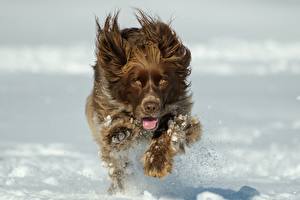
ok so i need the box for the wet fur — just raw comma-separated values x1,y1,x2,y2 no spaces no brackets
86,10,202,193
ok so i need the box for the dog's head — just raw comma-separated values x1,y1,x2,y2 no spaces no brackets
94,11,191,131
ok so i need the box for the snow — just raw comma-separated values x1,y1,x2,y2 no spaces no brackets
1,40,300,76
104,115,113,127
0,41,300,199
197,192,225,200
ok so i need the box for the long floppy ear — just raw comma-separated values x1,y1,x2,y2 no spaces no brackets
95,12,127,83
136,10,191,87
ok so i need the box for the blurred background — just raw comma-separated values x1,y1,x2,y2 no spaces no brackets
1,0,300,74
0,1,300,200
1,0,300,45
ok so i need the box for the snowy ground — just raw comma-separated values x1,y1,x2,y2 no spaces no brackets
0,41,300,200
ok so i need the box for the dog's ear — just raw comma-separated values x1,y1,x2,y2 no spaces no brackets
95,12,127,82
136,10,191,66
136,10,191,86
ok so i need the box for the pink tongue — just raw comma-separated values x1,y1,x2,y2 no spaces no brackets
142,118,158,130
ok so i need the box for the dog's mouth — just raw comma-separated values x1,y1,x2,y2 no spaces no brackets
142,117,159,131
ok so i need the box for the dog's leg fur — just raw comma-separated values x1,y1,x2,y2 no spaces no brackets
100,121,138,194
185,117,202,145
170,115,202,150
86,94,136,193
143,114,202,178
143,131,173,178
88,94,202,186
99,126,134,194
101,147,128,194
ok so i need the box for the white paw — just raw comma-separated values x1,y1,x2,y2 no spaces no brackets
168,115,188,153
170,130,185,153
111,129,131,144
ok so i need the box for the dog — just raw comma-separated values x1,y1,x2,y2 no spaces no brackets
85,10,202,193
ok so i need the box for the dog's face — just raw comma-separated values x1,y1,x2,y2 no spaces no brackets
115,61,179,131
94,11,191,131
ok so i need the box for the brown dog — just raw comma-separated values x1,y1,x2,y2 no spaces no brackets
85,10,202,193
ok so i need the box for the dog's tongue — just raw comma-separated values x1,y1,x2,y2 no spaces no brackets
142,118,158,130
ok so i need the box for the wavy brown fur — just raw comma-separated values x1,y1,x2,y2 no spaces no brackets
86,10,202,194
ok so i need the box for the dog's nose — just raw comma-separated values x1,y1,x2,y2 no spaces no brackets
144,101,159,114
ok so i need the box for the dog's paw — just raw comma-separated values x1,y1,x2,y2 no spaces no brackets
143,150,172,178
167,114,188,153
111,128,131,144
185,117,202,145
167,114,201,152
169,130,185,154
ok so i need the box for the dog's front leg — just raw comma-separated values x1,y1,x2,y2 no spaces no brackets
100,147,128,194
143,114,202,178
104,153,128,194
143,132,174,178
170,114,202,152
100,118,136,194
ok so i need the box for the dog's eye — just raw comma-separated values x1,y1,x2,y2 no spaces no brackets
159,79,168,88
132,79,142,88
